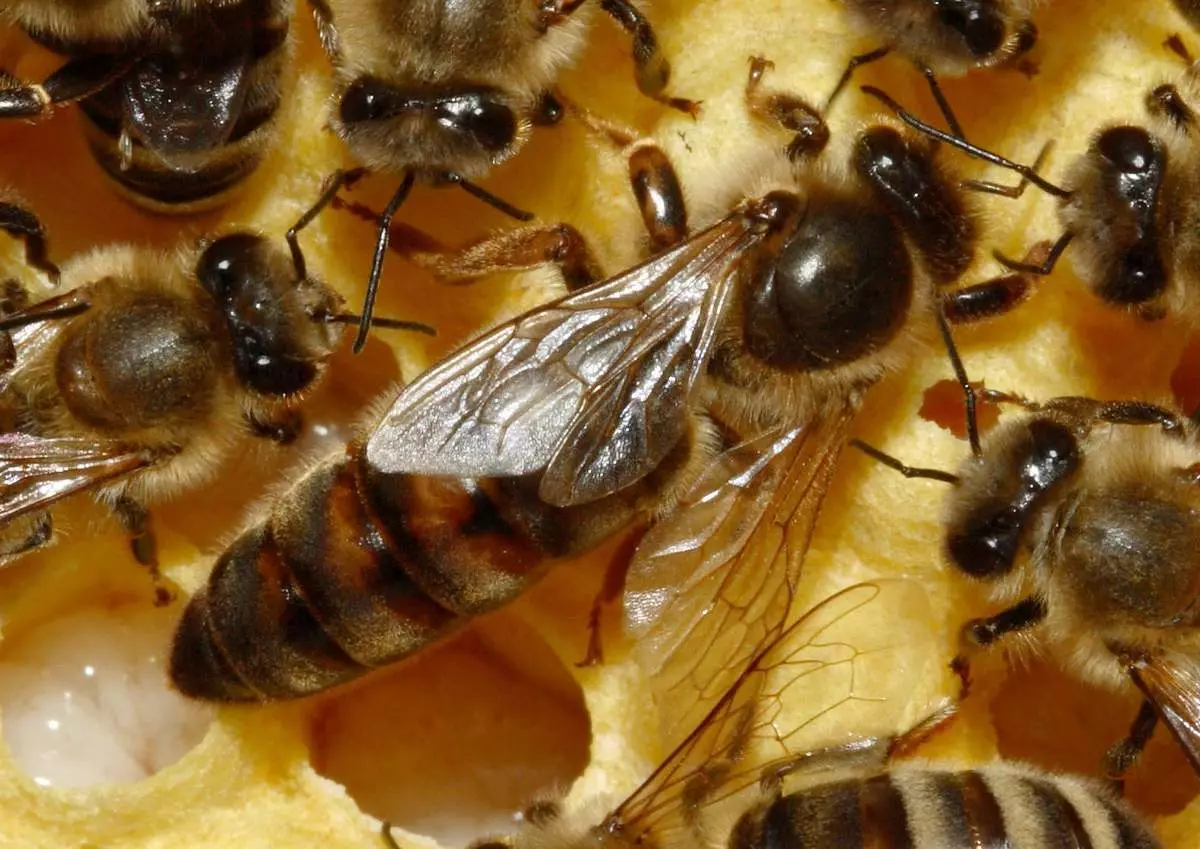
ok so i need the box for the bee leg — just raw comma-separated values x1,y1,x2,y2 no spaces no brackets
952,597,1048,696
351,172,417,354
990,232,1073,277
286,167,370,282
1090,400,1187,436
941,274,1033,324
757,703,959,797
1149,82,1196,131
758,737,894,798
626,139,688,250
1103,699,1159,789
380,822,400,849
848,439,960,485
0,201,59,284
552,92,690,251
860,86,1072,199
596,0,699,115
918,65,967,140
823,46,892,115
0,512,53,560
112,495,172,607
246,407,303,446
577,529,645,667
943,236,1071,327
413,223,603,293
961,140,1056,198
744,56,830,161
333,198,605,293
0,55,131,118
306,0,341,59
940,237,1056,326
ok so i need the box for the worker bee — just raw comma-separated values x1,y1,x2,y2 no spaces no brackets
0,197,430,597
859,61,1200,325
385,581,1160,849
0,0,293,213
826,0,1040,140
293,0,698,351
170,65,1035,757
858,363,1200,782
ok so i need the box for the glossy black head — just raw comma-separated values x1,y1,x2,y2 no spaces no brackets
339,78,518,154
196,234,339,396
933,0,1008,58
855,126,975,283
1088,126,1169,306
947,418,1080,579
742,193,913,371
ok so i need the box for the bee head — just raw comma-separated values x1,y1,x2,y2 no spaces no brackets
196,233,342,397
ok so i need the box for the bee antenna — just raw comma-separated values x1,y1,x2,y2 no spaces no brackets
937,308,981,457
439,172,535,222
381,822,400,849
849,439,960,485
859,85,1072,199
0,299,90,332
312,309,435,337
356,171,417,355
286,167,370,284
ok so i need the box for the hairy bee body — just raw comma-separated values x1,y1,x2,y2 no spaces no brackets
842,0,1038,76
169,113,1008,703
0,231,343,564
460,584,1160,849
732,764,1157,849
322,0,596,177
10,245,247,502
5,0,292,213
944,400,1200,692
171,435,699,699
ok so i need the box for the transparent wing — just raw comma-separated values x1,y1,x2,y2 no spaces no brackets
366,213,762,507
608,580,937,844
0,433,153,524
1130,652,1200,775
623,398,859,754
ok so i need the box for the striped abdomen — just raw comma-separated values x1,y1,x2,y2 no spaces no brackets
61,0,290,213
170,442,656,701
730,765,1159,849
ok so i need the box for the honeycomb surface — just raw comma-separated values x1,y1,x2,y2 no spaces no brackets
0,0,1198,846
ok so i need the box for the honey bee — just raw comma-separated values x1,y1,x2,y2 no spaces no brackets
826,0,1039,140
859,370,1200,782
170,65,1035,749
292,0,698,351
386,581,1160,849
0,198,430,596
0,0,293,213
859,64,1200,324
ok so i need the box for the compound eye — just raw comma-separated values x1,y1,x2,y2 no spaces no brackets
939,4,1006,57
340,77,403,124
1103,240,1168,305
947,510,1022,578
1096,126,1158,175
197,234,264,302
236,341,319,396
434,95,517,152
